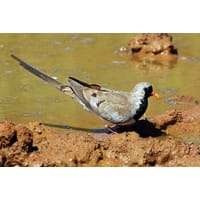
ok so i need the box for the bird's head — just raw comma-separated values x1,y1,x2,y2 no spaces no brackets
132,82,160,99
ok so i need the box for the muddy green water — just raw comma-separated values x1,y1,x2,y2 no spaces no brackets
0,34,200,129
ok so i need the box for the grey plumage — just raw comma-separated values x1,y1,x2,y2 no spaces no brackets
11,54,158,126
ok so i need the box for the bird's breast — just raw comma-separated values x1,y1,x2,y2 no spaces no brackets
132,99,148,120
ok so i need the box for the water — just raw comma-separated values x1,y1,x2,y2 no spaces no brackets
0,33,200,129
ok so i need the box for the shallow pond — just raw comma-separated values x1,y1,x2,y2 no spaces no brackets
0,33,200,129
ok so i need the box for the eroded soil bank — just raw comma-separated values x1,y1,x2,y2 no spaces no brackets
1,96,200,167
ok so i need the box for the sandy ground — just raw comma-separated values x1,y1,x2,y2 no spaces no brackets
0,95,200,167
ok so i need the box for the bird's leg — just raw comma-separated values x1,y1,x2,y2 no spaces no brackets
104,124,118,134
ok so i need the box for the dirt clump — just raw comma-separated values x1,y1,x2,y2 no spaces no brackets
128,33,178,56
0,121,34,166
152,109,183,129
151,105,200,135
120,33,178,66
166,106,200,136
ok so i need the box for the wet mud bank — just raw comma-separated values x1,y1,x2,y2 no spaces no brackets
1,101,200,167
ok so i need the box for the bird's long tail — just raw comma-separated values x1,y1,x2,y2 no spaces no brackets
11,54,72,94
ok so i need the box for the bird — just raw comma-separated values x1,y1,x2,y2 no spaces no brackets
11,54,159,133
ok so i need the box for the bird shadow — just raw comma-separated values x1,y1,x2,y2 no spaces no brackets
42,119,165,138
113,119,166,137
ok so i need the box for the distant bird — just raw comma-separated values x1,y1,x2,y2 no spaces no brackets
11,54,159,133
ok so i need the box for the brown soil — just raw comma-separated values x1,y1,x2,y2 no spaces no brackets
1,98,200,167
120,33,178,67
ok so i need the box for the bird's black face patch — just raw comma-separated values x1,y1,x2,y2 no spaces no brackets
144,85,153,98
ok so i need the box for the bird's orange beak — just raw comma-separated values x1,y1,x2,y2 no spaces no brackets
151,91,160,98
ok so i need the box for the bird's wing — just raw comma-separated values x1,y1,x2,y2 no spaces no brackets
68,77,133,123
